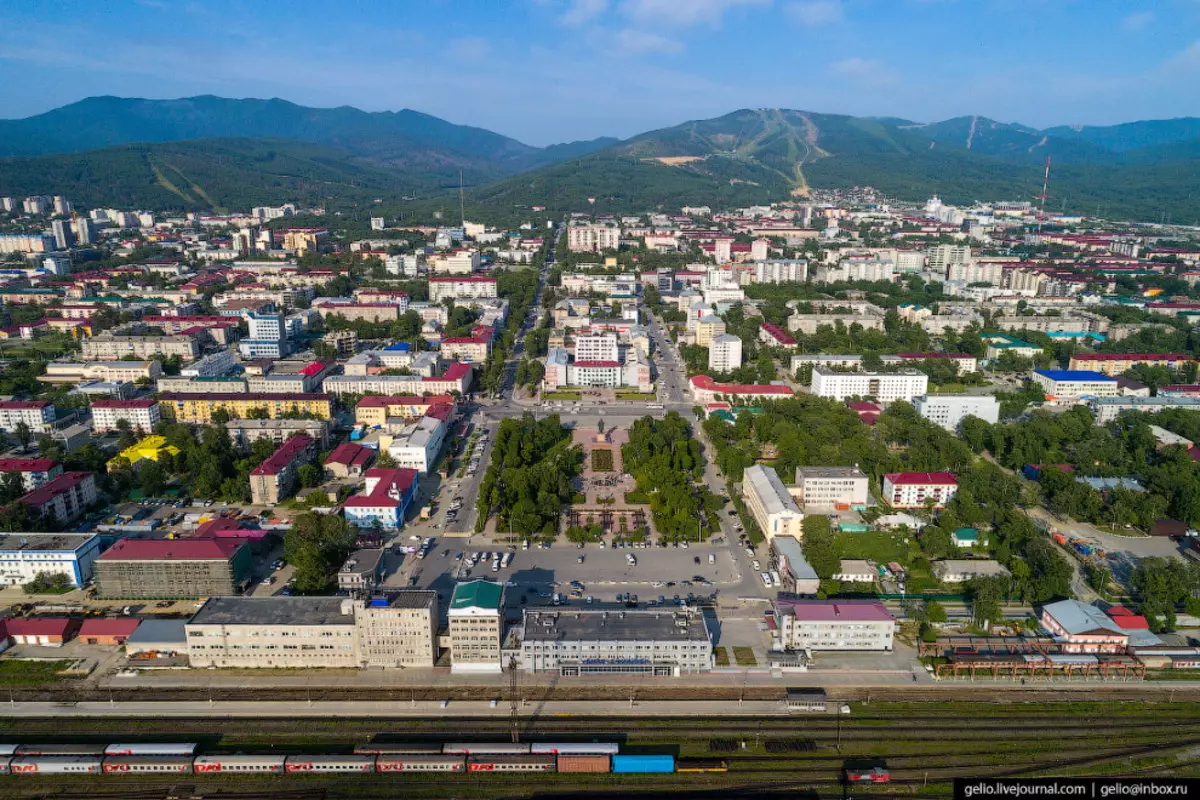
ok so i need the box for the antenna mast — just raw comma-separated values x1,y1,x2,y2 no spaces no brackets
459,170,466,228
1035,156,1052,241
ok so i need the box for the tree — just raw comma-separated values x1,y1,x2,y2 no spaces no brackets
967,575,1009,627
13,421,31,453
138,460,166,497
298,464,321,488
925,600,948,624
284,512,357,594
375,450,397,468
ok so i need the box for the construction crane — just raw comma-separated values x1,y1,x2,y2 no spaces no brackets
508,654,519,744
1035,156,1052,240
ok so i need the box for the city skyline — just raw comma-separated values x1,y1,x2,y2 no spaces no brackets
0,0,1197,146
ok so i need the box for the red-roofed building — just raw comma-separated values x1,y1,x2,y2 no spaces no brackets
325,442,376,479
421,362,473,395
355,394,456,426
78,618,141,646
0,399,56,434
1107,606,1151,630
773,599,896,651
847,401,882,426
95,538,251,599
343,468,419,530
758,321,797,348
17,472,97,524
249,435,316,505
6,617,80,646
688,374,794,404
440,331,491,362
91,398,160,432
0,458,62,491
882,472,958,509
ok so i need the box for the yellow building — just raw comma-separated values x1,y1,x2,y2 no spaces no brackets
158,393,334,423
107,435,182,472
354,395,454,427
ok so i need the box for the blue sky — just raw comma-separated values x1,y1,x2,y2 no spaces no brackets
1,0,1198,146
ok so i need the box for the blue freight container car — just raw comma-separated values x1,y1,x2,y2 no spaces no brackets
611,755,675,774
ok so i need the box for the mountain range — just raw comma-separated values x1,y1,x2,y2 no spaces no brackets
2,97,1200,223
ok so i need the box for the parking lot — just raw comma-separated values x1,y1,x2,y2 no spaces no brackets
397,538,751,608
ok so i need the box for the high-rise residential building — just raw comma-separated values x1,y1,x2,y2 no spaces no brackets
52,196,71,216
567,223,620,252
753,259,808,284
927,244,973,275
708,333,742,372
51,219,74,250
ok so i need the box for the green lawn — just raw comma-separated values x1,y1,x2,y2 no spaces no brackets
616,392,657,401
732,647,758,667
0,660,75,685
543,391,582,401
713,647,730,667
591,449,614,472
835,531,921,565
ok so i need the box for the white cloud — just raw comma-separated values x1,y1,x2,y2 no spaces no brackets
610,28,685,54
560,0,608,26
1122,11,1155,31
1165,40,1200,72
449,37,490,61
787,0,843,26
618,0,771,28
832,57,898,87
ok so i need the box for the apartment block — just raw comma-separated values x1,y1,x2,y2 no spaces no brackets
912,394,1000,431
249,435,317,505
90,399,161,432
96,538,251,599
158,393,333,423
0,400,56,434
81,334,200,361
708,334,742,372
810,367,928,403
882,472,958,509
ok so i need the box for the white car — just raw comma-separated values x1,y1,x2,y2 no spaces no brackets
760,572,773,587
752,560,762,571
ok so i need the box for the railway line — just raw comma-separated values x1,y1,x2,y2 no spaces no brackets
3,704,1198,799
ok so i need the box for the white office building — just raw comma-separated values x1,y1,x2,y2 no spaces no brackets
773,599,895,652
912,394,1000,431
0,534,102,587
810,367,928,403
792,466,869,507
573,333,619,364
708,334,743,372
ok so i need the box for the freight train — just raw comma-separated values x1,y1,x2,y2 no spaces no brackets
0,742,704,777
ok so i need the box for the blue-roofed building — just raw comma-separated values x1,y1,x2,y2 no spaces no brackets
1041,600,1128,654
383,342,411,352
1076,476,1145,493
1032,369,1120,399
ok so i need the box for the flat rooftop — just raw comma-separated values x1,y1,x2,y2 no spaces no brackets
522,609,710,643
795,466,866,480
188,597,355,627
0,533,96,553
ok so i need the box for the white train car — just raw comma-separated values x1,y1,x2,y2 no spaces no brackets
376,754,465,772
466,754,556,772
530,743,620,755
443,743,531,755
193,755,286,774
0,746,16,757
101,755,194,774
284,755,376,773
104,743,198,756
15,744,105,756
9,756,103,774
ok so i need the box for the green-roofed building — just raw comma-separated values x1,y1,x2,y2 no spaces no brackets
982,332,1043,360
448,579,504,674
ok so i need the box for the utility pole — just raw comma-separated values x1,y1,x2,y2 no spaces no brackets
509,654,519,743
